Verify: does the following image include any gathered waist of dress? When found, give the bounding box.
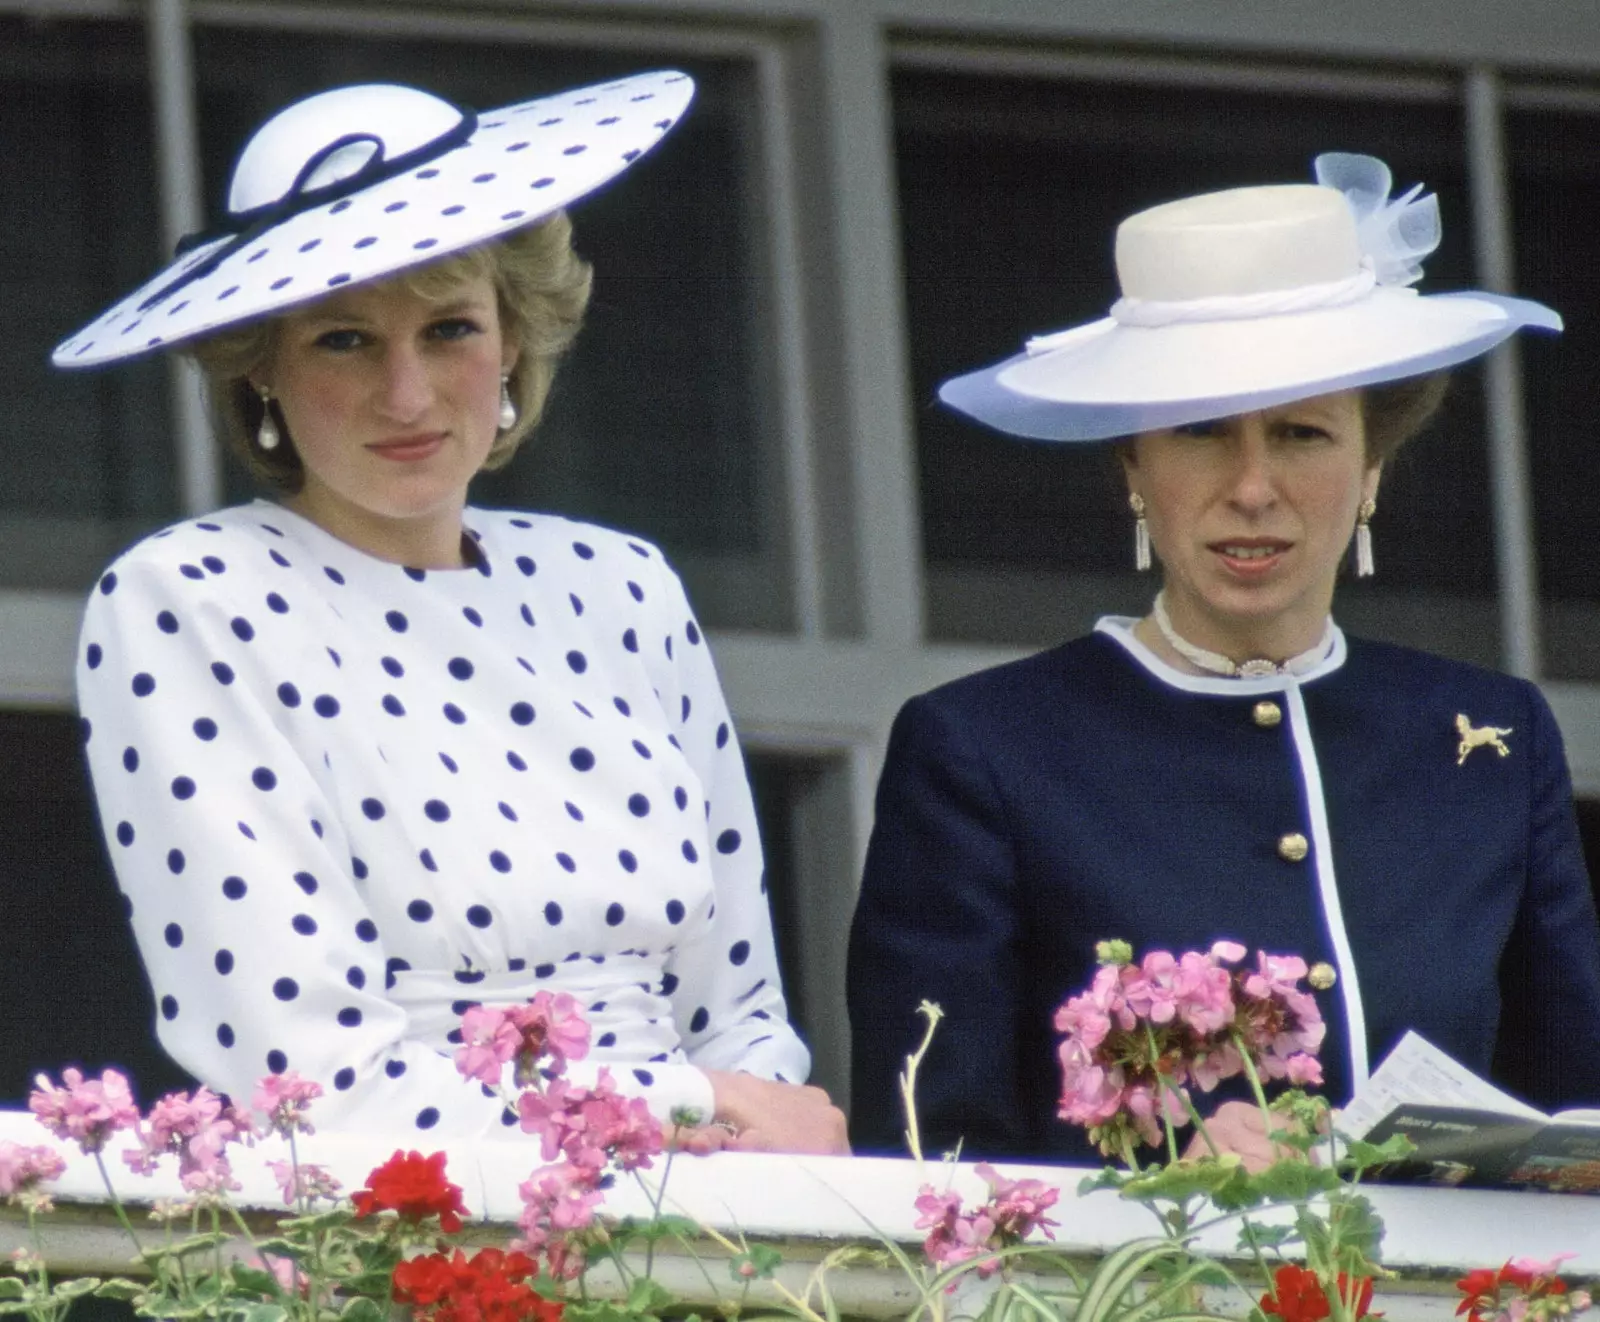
[388,954,690,1065]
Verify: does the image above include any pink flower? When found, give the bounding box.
[517,1069,662,1173]
[252,1072,323,1138]
[1188,1038,1246,1093]
[454,1007,522,1086]
[29,1068,140,1154]
[1283,1053,1324,1086]
[1123,952,1181,1026]
[1055,965,1135,1046]
[513,1162,603,1280]
[508,992,592,1076]
[124,1087,242,1192]
[0,1141,67,1199]
[266,1158,342,1207]
[1055,1051,1127,1128]
[1171,951,1235,1035]
[976,1164,1059,1242]
[914,1184,992,1277]
[914,1169,1059,1283]
[1122,1083,1186,1149]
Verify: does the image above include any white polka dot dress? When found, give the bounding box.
[76,501,809,1138]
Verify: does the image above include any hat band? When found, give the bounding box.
[1103,262,1379,332]
[136,103,480,315]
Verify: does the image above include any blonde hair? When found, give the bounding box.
[186,212,593,492]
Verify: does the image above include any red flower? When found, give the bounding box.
[1261,1265,1377,1322]
[351,1150,469,1233]
[393,1248,561,1322]
[1457,1260,1570,1322]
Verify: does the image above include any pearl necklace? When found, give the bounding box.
[1150,592,1334,679]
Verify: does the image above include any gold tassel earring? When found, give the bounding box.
[1129,492,1151,572]
[1355,498,1376,578]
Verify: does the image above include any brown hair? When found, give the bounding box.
[186,211,593,492]
[1111,372,1452,473]
[1360,371,1450,467]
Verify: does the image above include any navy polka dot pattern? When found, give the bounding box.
[75,501,806,1138]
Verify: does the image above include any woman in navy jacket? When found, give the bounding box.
[847,154,1600,1163]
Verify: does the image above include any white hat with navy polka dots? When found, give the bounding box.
[53,70,694,368]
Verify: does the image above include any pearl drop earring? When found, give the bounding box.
[257,385,280,451]
[498,374,517,431]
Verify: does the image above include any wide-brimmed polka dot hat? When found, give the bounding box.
[53,69,694,368]
[939,152,1561,442]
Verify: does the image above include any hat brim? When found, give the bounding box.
[53,70,694,368]
[938,290,1561,442]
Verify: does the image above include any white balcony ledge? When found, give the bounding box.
[2,1110,1595,1319]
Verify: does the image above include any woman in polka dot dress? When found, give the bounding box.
[60,74,844,1152]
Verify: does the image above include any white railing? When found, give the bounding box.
[2,1110,1596,1319]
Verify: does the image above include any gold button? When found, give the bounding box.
[1253,700,1282,728]
[1277,832,1309,863]
[1308,962,1337,991]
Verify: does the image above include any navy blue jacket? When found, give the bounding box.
[847,625,1600,1162]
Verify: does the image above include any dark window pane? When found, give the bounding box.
[0,711,193,1107]
[897,67,1495,659]
[0,18,179,589]
[195,28,790,629]
[1507,104,1600,680]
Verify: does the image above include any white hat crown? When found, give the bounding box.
[1115,184,1361,302]
[228,84,467,214]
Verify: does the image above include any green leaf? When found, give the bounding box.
[226,1265,281,1297]
[339,1296,387,1322]
[625,1275,676,1315]
[1074,1236,1198,1322]
[564,1302,639,1322]
[1237,1222,1298,1252]
[1247,1161,1343,1204]
[0,1280,23,1302]
[166,1230,235,1258]
[1119,1156,1253,1207]
[1078,1167,1132,1196]
[52,1277,102,1300]
[94,1279,148,1302]
[240,1305,289,1322]
[633,1214,701,1242]
[275,1209,356,1234]
[1340,1134,1417,1171]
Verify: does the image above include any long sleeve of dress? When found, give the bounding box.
[77,555,516,1136]
[639,555,811,1087]
[847,691,1032,1158]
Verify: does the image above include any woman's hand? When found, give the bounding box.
[703,1070,850,1155]
[1183,1100,1299,1172]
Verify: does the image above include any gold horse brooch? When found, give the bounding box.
[1455,713,1512,766]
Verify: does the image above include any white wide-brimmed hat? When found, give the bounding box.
[53,70,694,368]
[939,153,1561,442]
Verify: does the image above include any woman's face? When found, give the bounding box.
[1122,390,1379,658]
[262,273,515,562]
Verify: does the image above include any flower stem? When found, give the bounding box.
[1144,1023,1182,1166]
[1232,1031,1284,1162]
[900,1001,944,1169]
[1178,1088,1221,1159]
[91,1150,154,1267]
